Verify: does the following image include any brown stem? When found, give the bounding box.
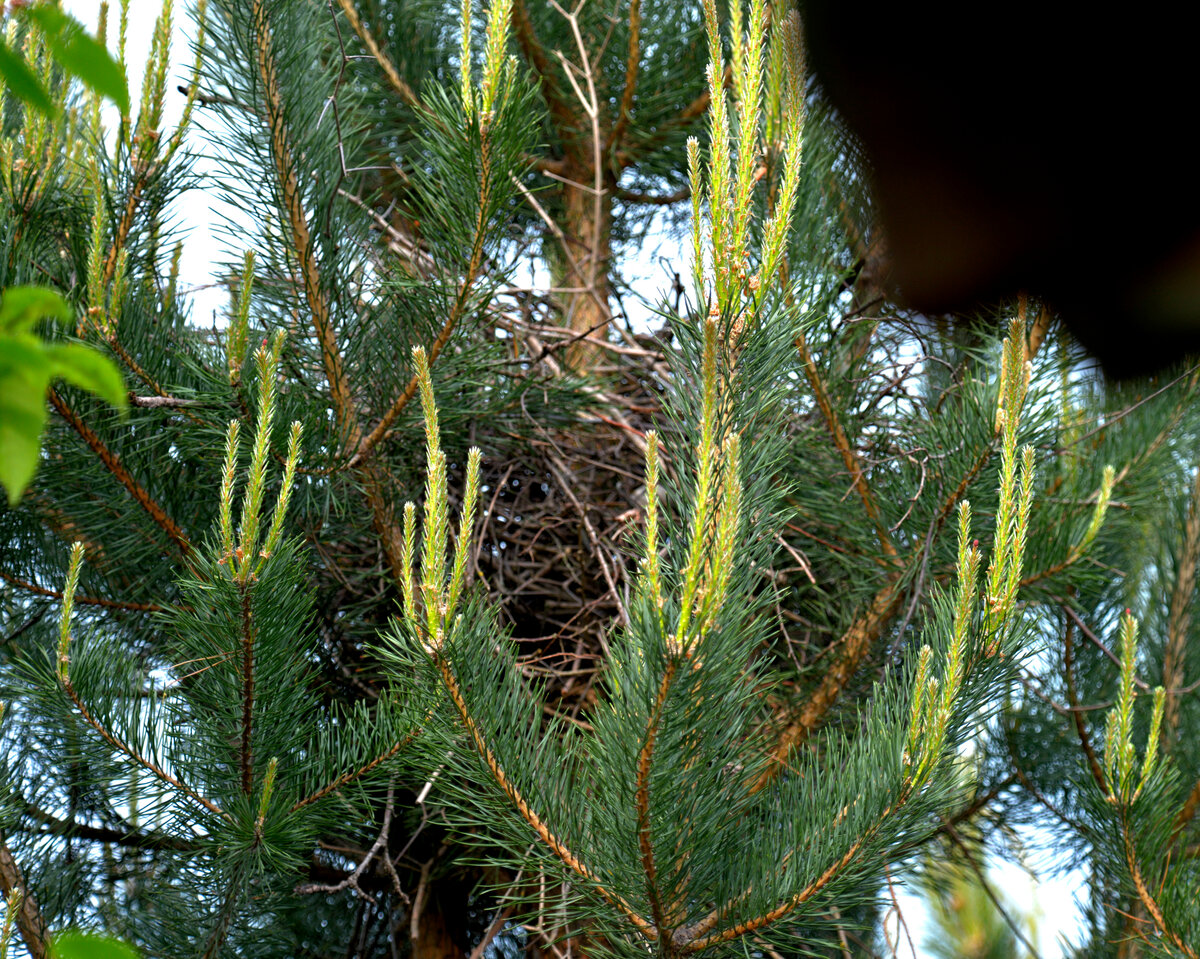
[758,427,994,790]
[58,667,228,821]
[252,0,408,582]
[0,569,163,612]
[615,186,691,206]
[349,168,492,468]
[1173,777,1200,841]
[636,661,678,943]
[615,66,724,169]
[941,819,1044,959]
[292,732,417,812]
[510,0,579,140]
[678,832,868,951]
[239,585,255,795]
[200,875,244,959]
[1027,303,1052,359]
[432,652,656,940]
[751,572,905,792]
[556,162,614,369]
[794,331,897,562]
[24,806,195,851]
[0,834,48,959]
[605,0,641,157]
[1122,811,1199,959]
[47,388,193,558]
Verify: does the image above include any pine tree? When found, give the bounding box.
[2,1,1200,958]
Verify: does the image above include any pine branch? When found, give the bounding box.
[55,545,228,822]
[291,732,418,813]
[941,818,1045,959]
[200,870,244,959]
[676,812,881,950]
[24,806,195,851]
[432,652,657,940]
[1063,606,1106,792]
[250,0,409,581]
[615,185,690,206]
[614,66,724,170]
[349,167,493,468]
[1122,812,1199,959]
[47,388,194,558]
[752,573,906,791]
[238,584,255,795]
[509,0,579,141]
[57,669,229,822]
[793,329,898,562]
[252,0,359,449]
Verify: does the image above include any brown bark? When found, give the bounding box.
[557,161,616,371]
[410,883,469,959]
[0,834,49,959]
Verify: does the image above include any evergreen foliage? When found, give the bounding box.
[1,1,1200,957]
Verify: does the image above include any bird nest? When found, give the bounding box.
[472,325,670,723]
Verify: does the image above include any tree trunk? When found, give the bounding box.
[557,159,615,371]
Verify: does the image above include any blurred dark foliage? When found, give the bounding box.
[802,1,1200,377]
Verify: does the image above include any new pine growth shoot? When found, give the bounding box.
[214,330,303,582]
[908,322,1040,784]
[1,887,19,959]
[1103,610,1166,803]
[402,346,483,653]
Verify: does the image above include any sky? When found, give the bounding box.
[58,1,1091,954]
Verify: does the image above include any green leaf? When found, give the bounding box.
[45,342,128,412]
[0,285,72,334]
[0,39,56,117]
[23,6,130,114]
[0,335,52,506]
[0,286,126,505]
[49,930,140,959]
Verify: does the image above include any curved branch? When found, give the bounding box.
[238,586,256,795]
[510,0,580,140]
[1123,813,1199,959]
[292,731,418,813]
[752,571,906,792]
[0,570,163,612]
[1063,605,1106,791]
[616,186,690,206]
